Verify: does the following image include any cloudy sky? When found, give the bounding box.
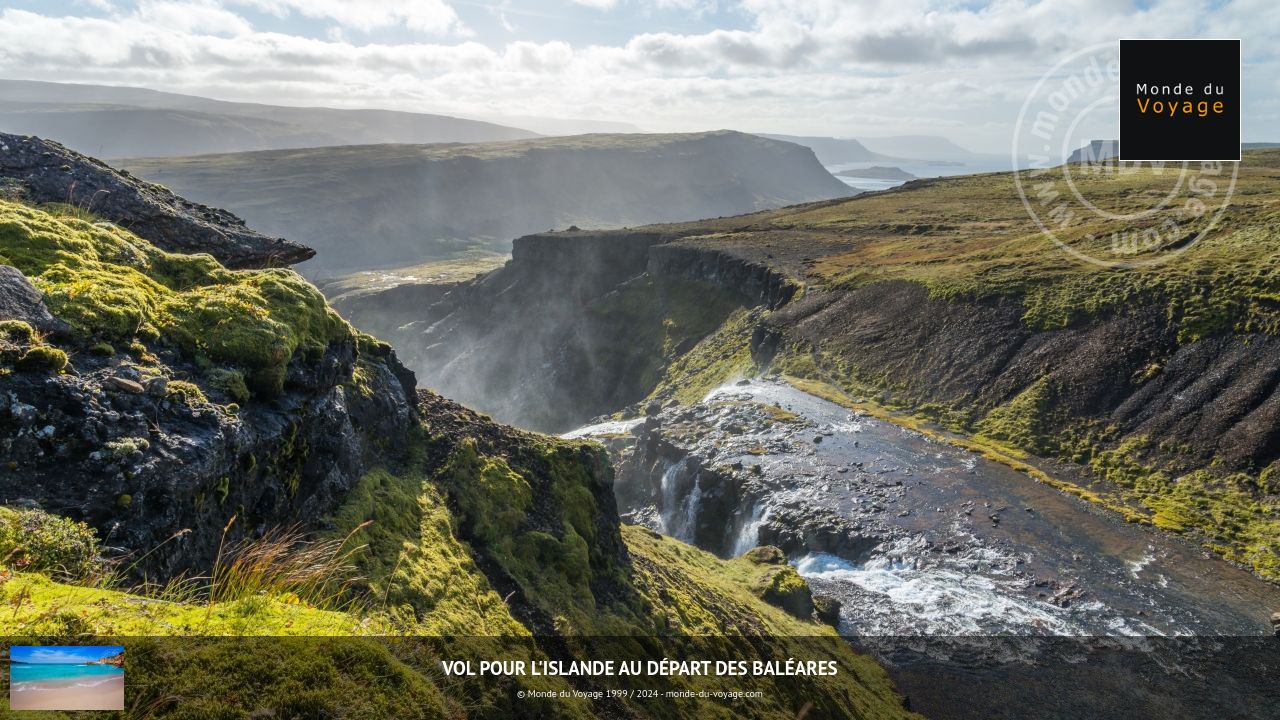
[0,0,1275,152]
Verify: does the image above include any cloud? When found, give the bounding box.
[137,0,253,36]
[0,1,1274,151]
[569,0,620,9]
[228,0,467,35]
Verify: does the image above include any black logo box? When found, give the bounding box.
[1119,39,1240,161]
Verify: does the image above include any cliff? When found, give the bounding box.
[394,150,1280,581]
[118,131,855,274]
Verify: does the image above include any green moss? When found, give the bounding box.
[104,436,150,459]
[750,564,814,619]
[166,379,208,405]
[207,367,250,404]
[975,377,1057,455]
[0,199,356,399]
[0,507,100,580]
[13,345,67,373]
[356,331,393,358]
[0,573,379,636]
[0,319,35,344]
[89,340,115,356]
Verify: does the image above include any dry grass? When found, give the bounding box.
[209,518,372,611]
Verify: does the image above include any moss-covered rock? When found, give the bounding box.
[0,199,353,399]
[13,344,66,373]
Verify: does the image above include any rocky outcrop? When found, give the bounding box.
[0,265,69,338]
[1,319,418,578]
[0,133,313,268]
[0,150,410,576]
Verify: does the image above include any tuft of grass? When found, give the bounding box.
[208,520,372,612]
[0,319,35,344]
[165,379,207,405]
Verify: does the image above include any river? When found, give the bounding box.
[567,377,1280,718]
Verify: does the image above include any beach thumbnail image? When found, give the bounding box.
[9,645,124,711]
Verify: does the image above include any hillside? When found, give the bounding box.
[0,134,916,719]
[377,151,1280,584]
[119,131,855,275]
[0,79,537,157]
[758,134,888,164]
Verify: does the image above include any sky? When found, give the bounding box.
[11,646,124,664]
[0,0,1275,152]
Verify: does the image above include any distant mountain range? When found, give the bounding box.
[0,79,540,156]
[119,130,855,275]
[760,133,990,166]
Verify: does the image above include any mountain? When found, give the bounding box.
[757,133,887,164]
[470,114,644,135]
[1068,139,1120,163]
[857,134,978,160]
[0,135,918,719]
[119,131,855,275]
[0,79,536,157]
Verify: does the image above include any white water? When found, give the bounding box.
[658,458,689,537]
[732,504,768,557]
[560,417,644,439]
[795,551,1086,635]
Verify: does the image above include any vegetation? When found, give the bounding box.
[0,507,101,580]
[0,199,357,398]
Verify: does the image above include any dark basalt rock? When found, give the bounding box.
[0,133,313,269]
[0,265,70,338]
[0,335,419,578]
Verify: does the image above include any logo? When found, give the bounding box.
[1011,42,1238,269]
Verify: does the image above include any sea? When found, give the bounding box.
[10,663,123,689]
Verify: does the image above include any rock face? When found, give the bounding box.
[0,265,70,338]
[1,320,418,578]
[0,133,313,268]
[351,226,797,432]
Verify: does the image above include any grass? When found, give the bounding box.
[208,520,372,611]
[645,307,759,406]
[693,154,1280,342]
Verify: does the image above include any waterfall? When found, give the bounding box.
[676,477,702,543]
[732,504,768,557]
[658,458,689,535]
